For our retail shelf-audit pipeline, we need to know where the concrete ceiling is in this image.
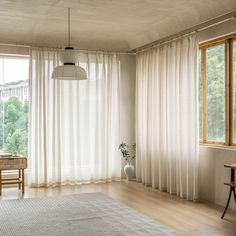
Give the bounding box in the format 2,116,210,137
0,0,236,51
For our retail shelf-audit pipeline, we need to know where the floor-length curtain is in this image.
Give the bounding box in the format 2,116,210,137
136,34,199,200
28,47,120,187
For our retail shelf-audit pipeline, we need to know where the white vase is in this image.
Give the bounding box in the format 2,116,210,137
124,163,135,181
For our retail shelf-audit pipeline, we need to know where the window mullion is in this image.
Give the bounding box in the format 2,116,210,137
228,39,234,145
201,47,207,143
225,40,230,145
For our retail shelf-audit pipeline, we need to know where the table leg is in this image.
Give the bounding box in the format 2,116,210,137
221,187,233,219
18,169,21,190
22,169,24,194
233,188,236,203
232,169,236,203
0,170,2,196
231,169,235,182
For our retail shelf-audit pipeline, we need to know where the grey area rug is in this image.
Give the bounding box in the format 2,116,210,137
0,193,178,236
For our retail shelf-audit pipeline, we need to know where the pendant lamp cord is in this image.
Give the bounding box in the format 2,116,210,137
68,8,70,47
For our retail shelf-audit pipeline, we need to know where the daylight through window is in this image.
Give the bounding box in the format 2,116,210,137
0,56,29,156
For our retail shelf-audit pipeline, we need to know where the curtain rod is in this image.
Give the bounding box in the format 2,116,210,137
0,42,135,55
134,10,236,54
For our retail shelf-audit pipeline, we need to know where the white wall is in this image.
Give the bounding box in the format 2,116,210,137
118,54,136,178
198,20,236,210
198,19,236,43
0,45,29,56
199,146,236,210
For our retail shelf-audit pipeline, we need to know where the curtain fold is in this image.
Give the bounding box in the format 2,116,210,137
136,34,199,200
28,48,121,187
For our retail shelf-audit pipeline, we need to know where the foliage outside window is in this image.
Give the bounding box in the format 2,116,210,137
0,56,29,156
199,34,236,146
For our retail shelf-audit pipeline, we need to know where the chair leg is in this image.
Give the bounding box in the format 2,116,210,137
221,187,233,219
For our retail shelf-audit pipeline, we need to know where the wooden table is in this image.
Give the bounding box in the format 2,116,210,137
0,156,27,195
221,164,236,219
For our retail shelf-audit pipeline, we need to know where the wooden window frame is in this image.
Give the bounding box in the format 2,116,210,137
199,34,236,146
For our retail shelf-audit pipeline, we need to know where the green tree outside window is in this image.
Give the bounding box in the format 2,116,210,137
0,97,28,156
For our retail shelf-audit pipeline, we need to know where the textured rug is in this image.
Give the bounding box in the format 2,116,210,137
0,193,178,236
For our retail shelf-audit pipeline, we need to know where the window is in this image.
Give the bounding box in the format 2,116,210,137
199,34,236,145
0,56,29,156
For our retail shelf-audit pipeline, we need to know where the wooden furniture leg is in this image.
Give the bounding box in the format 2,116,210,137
233,188,236,203
22,169,24,194
0,170,2,196
221,187,233,219
18,169,21,190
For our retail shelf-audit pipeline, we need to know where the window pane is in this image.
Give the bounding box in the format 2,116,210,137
233,41,236,143
0,56,29,156
206,44,225,141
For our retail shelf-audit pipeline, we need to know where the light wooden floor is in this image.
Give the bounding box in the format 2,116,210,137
1,181,236,236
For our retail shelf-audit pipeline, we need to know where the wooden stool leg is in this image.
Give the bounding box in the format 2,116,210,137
18,169,21,190
221,187,233,219
22,169,24,194
0,170,2,196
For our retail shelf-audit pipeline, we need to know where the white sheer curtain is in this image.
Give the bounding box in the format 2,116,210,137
136,34,199,200
28,48,120,187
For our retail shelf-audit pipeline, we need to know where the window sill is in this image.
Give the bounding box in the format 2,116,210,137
200,143,236,151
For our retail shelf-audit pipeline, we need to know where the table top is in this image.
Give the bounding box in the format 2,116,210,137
0,156,26,160
0,156,27,170
224,164,236,170
0,153,26,159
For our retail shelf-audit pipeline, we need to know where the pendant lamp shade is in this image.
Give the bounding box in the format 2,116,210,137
51,8,87,80
52,65,87,80
52,48,87,80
